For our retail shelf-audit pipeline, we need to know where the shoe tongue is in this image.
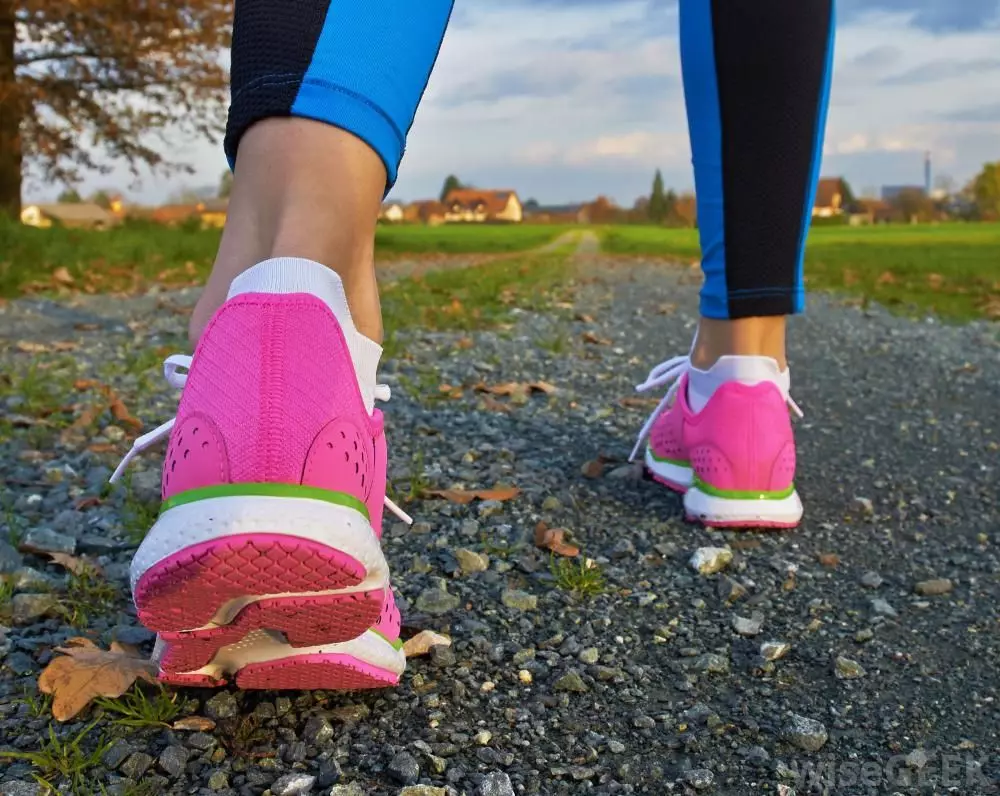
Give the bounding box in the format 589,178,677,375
228,258,381,413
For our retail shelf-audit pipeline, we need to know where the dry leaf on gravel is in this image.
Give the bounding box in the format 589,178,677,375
173,716,217,732
817,552,840,568
42,552,103,577
74,496,103,510
52,267,75,286
534,522,580,557
402,630,452,658
474,381,557,397
427,487,521,504
619,397,660,409
480,395,512,414
582,331,612,346
581,459,606,479
14,340,49,354
38,638,158,721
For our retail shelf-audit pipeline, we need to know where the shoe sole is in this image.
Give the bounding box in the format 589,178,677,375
131,494,390,674
645,450,802,530
156,629,404,690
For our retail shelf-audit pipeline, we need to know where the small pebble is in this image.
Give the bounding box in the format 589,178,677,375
689,547,732,575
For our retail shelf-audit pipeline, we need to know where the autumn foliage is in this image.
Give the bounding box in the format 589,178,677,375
0,0,232,217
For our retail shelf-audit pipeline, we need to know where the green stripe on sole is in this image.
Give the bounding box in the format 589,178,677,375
692,476,796,502
161,483,370,520
372,628,405,651
647,447,691,468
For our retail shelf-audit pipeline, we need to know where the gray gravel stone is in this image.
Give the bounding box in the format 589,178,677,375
388,751,420,785
684,769,715,790
11,593,60,624
914,578,953,595
689,547,732,575
415,585,460,615
554,670,588,692
398,787,448,796
732,612,765,637
455,548,489,573
303,715,334,745
120,751,154,779
760,641,791,661
0,781,43,796
0,541,23,575
782,714,829,751
329,786,366,796
207,770,229,790
834,655,866,679
860,571,884,589
270,773,316,795
19,527,76,555
158,746,190,778
501,589,537,611
870,597,898,617
477,771,515,796
204,691,239,719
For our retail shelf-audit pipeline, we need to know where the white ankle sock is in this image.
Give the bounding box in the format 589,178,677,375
227,258,382,413
687,355,790,413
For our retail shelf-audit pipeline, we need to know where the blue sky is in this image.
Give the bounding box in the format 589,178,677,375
49,0,1000,206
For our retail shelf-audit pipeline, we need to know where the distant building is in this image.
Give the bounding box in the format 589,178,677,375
149,200,227,228
405,200,448,226
379,202,405,223
20,203,118,230
443,189,523,223
813,177,847,217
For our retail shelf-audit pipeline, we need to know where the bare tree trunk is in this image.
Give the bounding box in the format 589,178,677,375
0,0,21,219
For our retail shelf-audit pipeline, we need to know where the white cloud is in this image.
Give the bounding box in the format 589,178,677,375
43,2,1000,206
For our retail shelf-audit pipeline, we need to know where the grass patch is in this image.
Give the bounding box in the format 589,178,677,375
381,250,574,359
119,472,159,543
61,569,119,628
0,578,14,621
550,556,606,598
0,721,111,794
600,222,1000,322
16,690,54,718
0,219,571,299
376,224,572,255
95,686,180,728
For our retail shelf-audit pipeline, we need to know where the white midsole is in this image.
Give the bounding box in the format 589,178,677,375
684,485,803,524
155,629,405,679
130,495,389,629
644,448,693,488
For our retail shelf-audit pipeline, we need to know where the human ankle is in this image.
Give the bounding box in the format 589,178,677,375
691,317,788,371
189,119,386,345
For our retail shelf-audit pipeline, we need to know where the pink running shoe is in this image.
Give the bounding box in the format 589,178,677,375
111,259,408,687
630,353,804,529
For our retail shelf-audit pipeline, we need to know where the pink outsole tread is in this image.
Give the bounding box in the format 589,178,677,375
236,653,398,690
157,590,385,674
158,654,398,690
134,533,369,633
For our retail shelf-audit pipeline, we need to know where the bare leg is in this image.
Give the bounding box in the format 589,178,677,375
190,119,386,346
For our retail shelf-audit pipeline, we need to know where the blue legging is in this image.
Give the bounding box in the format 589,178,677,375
226,0,834,319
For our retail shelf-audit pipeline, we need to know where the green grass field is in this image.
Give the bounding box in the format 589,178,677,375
0,220,571,299
603,223,1000,322
1,217,997,322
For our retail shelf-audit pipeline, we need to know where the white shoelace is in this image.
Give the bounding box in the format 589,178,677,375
628,353,804,463
110,354,413,525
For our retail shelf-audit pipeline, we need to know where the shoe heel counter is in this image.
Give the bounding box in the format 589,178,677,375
165,295,380,517
689,382,796,494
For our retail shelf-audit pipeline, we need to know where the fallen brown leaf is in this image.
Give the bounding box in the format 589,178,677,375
38,638,158,721
534,522,579,557
528,381,557,395
173,716,217,732
876,271,897,286
480,395,512,414
87,442,118,454
52,341,79,351
74,323,101,332
657,303,677,315
619,397,659,409
42,552,103,577
817,552,840,568
402,630,452,658
574,312,594,323
427,487,521,504
15,341,49,354
75,496,103,510
927,273,945,289
109,396,142,430
455,337,474,350
52,267,75,286
581,459,605,479
582,330,611,346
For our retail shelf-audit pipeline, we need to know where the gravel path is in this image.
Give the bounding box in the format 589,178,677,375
1,238,999,795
